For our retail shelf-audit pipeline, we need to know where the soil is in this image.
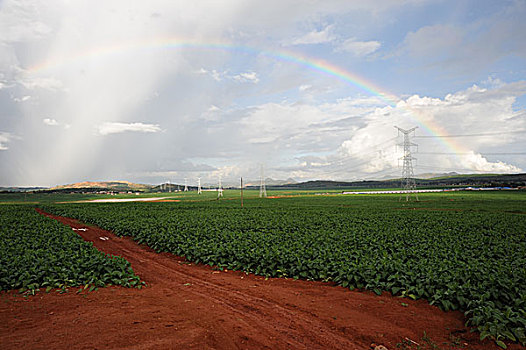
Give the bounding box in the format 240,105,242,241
0,210,520,350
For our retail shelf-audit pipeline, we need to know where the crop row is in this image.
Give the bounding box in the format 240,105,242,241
42,198,526,347
0,205,141,293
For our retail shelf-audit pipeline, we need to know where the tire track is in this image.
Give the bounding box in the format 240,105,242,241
26,209,490,350
37,209,365,349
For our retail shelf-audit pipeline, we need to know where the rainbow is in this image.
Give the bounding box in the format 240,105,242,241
27,38,464,155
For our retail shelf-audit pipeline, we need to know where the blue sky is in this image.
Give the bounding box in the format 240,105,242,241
0,0,525,186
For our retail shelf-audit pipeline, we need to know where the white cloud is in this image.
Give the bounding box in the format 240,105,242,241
339,80,526,175
461,152,521,173
43,118,70,129
13,95,31,102
97,122,162,136
19,76,63,90
197,68,226,81
199,68,260,84
0,0,52,43
233,71,259,84
43,118,58,126
335,38,381,56
290,25,335,45
0,132,15,150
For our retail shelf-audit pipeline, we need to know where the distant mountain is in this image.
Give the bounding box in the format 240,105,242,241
415,172,459,179
0,186,48,192
272,173,526,190
50,181,152,192
265,177,298,186
4,173,525,193
243,177,298,188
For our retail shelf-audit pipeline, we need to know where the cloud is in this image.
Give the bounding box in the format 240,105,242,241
398,24,463,66
43,118,70,129
290,25,335,45
338,80,526,175
18,76,63,90
335,38,381,56
461,152,521,173
13,95,31,102
396,1,526,74
0,1,524,186
287,26,382,58
97,122,162,136
233,71,259,84
0,0,52,43
199,68,259,84
0,132,16,150
43,118,58,126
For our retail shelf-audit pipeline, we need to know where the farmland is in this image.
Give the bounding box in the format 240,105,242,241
33,190,526,347
0,205,141,293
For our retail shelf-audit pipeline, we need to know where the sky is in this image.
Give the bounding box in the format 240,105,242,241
0,0,525,187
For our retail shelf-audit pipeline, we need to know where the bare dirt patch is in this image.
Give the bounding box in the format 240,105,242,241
0,210,518,349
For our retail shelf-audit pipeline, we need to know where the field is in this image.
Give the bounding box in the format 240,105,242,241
1,190,526,349
0,205,141,293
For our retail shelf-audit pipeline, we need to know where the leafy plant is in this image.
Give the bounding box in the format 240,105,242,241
0,205,141,294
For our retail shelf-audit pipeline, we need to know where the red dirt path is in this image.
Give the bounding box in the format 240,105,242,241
0,210,517,349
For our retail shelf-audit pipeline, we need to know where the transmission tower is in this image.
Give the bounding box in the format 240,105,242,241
259,165,267,198
395,126,418,201
197,177,202,194
217,176,223,198
184,178,188,192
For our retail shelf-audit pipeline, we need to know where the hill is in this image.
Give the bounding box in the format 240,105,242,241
270,173,526,190
49,181,152,193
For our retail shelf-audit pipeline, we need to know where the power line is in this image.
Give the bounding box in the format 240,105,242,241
415,130,526,138
417,164,495,173
418,152,526,155
331,137,397,165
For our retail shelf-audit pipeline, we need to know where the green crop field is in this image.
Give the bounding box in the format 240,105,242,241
35,190,526,347
0,205,141,294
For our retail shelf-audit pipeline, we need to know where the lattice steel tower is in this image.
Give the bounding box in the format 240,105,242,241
217,176,223,198
197,177,202,194
395,126,418,201
259,165,267,198
184,178,188,192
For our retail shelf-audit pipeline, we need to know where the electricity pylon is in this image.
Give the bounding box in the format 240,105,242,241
197,177,202,194
259,165,267,198
217,176,223,198
395,126,418,201
184,178,188,192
